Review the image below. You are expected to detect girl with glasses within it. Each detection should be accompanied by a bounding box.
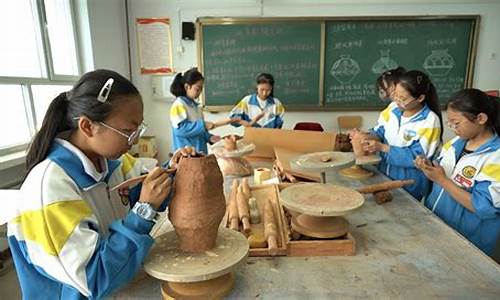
[360,70,443,200]
[415,89,500,256]
[169,68,235,154]
[8,69,176,299]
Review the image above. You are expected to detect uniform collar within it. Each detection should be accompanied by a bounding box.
[249,93,275,108]
[180,96,199,107]
[48,138,120,190]
[393,104,430,123]
[452,133,500,158]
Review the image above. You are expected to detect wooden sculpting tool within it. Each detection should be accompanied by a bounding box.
[228,180,240,231]
[236,185,251,233]
[263,199,278,256]
[110,168,176,191]
[241,177,251,199]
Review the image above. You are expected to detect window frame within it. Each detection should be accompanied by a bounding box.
[0,0,82,157]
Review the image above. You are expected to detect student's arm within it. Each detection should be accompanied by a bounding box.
[229,99,251,127]
[267,100,285,129]
[16,175,163,299]
[173,119,208,138]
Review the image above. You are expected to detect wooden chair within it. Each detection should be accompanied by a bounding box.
[337,116,362,133]
[293,122,324,132]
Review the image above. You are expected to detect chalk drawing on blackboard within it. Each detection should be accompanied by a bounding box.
[371,49,399,74]
[423,49,455,76]
[330,55,361,84]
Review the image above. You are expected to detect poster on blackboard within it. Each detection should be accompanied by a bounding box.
[136,18,174,74]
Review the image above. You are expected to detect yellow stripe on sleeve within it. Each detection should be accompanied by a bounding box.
[418,128,441,143]
[481,163,500,181]
[12,200,92,256]
[170,103,187,118]
[381,106,391,122]
[235,100,248,111]
[121,152,136,176]
[443,139,454,151]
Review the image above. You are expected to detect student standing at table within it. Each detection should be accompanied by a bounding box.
[415,89,500,256]
[361,70,443,200]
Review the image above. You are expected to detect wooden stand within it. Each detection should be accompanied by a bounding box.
[161,273,234,300]
[340,165,373,179]
[291,214,348,238]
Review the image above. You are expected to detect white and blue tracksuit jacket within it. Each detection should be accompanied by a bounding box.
[425,135,500,255]
[7,139,170,299]
[229,94,285,129]
[170,96,212,154]
[370,102,442,200]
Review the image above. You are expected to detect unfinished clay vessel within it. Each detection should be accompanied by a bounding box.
[168,154,226,252]
[223,135,238,151]
[351,132,380,165]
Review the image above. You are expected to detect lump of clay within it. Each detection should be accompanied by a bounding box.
[168,154,226,252]
[223,135,238,151]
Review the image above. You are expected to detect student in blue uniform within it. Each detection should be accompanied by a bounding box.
[362,70,443,200]
[169,68,234,153]
[7,69,190,299]
[229,73,285,128]
[415,89,500,256]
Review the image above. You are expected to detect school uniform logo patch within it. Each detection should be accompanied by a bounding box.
[462,166,477,179]
[403,129,417,141]
[454,173,473,188]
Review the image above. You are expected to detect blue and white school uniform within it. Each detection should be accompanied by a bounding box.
[229,94,285,128]
[370,102,442,200]
[425,135,500,255]
[7,138,170,299]
[170,96,212,154]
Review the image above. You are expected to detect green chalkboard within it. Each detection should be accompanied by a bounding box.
[199,21,322,108]
[324,19,477,109]
[197,17,478,111]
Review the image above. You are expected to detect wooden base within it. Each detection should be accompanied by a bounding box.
[339,165,373,179]
[287,232,356,256]
[161,273,235,300]
[292,214,348,238]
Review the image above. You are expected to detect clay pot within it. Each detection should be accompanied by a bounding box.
[168,154,226,252]
[351,132,368,158]
[223,135,238,151]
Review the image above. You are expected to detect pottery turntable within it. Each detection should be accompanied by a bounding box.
[210,135,256,177]
[283,151,365,239]
[340,132,381,179]
[143,154,249,299]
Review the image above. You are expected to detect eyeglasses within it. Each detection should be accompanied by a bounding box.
[392,93,417,105]
[99,121,148,145]
[446,120,465,130]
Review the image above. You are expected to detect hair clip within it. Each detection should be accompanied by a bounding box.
[97,78,114,103]
[416,75,423,85]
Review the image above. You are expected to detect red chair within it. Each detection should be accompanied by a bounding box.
[293,122,324,132]
[485,90,499,97]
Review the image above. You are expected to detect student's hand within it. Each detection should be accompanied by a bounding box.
[363,139,389,153]
[414,155,432,171]
[139,167,172,210]
[205,121,215,130]
[348,128,362,139]
[170,146,199,168]
[418,160,447,184]
[210,135,221,144]
[251,111,265,125]
[236,119,252,127]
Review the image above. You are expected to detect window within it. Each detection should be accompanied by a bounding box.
[0,0,80,156]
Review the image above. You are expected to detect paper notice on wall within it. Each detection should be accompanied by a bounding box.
[136,18,174,74]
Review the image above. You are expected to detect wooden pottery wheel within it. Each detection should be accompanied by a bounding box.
[290,151,354,183]
[280,183,364,238]
[144,227,249,299]
[210,140,256,177]
[340,155,381,179]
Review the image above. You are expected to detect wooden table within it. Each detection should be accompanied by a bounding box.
[114,165,500,299]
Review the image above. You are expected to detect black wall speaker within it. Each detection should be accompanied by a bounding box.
[182,22,195,40]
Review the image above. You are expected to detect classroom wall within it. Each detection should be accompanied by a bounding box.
[127,0,500,162]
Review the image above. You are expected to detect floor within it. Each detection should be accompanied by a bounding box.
[0,259,21,300]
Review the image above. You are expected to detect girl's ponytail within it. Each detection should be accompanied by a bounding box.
[170,73,185,97]
[26,92,71,173]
